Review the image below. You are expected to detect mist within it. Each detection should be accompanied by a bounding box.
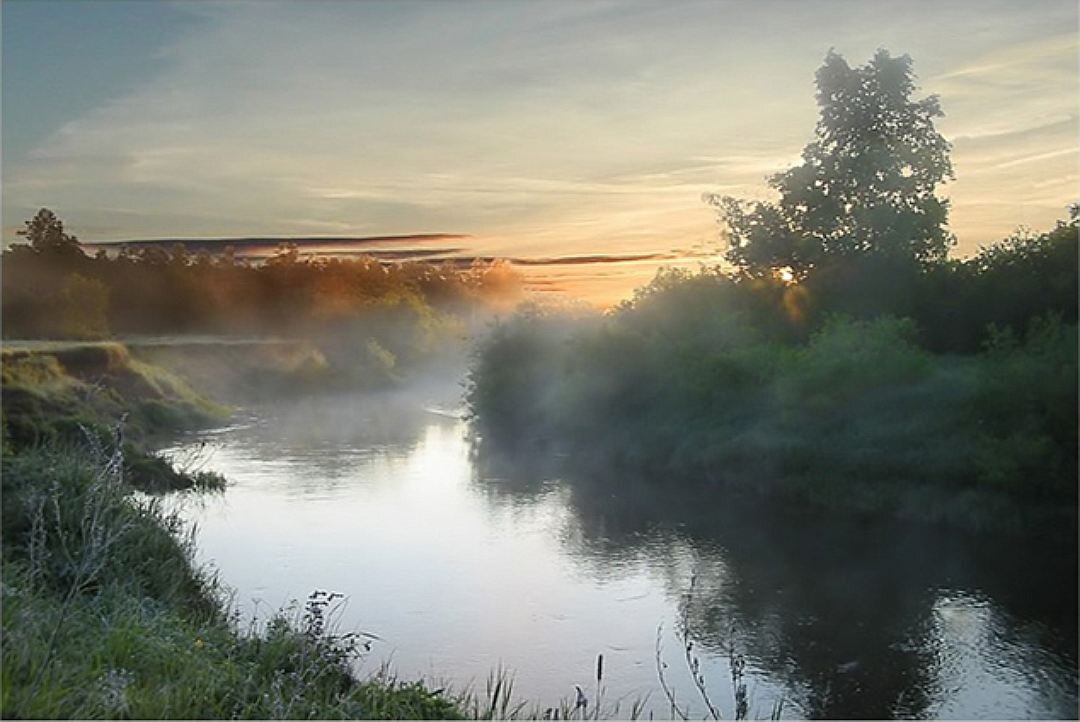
[2,18,1076,721]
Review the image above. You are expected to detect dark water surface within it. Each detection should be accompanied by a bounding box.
[164,393,1078,719]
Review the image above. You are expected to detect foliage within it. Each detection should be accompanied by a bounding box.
[19,208,84,256]
[50,274,111,340]
[1,344,229,492]
[466,305,587,447]
[784,315,930,397]
[707,50,953,278]
[3,210,522,380]
[467,265,1077,533]
[0,440,464,719]
[972,316,1078,498]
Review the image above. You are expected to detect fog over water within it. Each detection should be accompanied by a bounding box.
[162,389,1078,720]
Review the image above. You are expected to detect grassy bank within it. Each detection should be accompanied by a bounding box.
[467,283,1078,537]
[1,343,470,718]
[2,342,229,491]
[0,441,621,720]
[1,441,464,719]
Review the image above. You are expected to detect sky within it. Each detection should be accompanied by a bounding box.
[3,0,1077,304]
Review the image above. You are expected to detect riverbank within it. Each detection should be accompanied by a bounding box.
[1,442,465,718]
[467,300,1078,538]
[159,394,1079,719]
[5,330,1076,718]
[2,342,231,490]
[0,344,466,718]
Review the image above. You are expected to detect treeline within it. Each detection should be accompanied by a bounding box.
[467,220,1078,533]
[2,209,521,341]
[0,216,477,718]
[803,220,1078,353]
[607,217,1077,355]
[467,50,1078,534]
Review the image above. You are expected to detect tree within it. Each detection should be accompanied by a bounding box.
[18,208,85,256]
[51,273,110,339]
[707,50,954,279]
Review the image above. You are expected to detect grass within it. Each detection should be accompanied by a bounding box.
[0,340,665,720]
[131,338,335,403]
[1,435,470,719]
[1,436,660,719]
[2,564,468,718]
[0,345,446,718]
[0,354,652,721]
[2,343,230,492]
[2,343,229,432]
[0,344,471,718]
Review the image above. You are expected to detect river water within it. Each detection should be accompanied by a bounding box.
[163,392,1077,719]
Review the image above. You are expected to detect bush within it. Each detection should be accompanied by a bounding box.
[782,316,931,401]
[972,315,1078,498]
[467,267,1078,534]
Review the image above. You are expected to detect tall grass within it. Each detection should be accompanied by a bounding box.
[2,430,666,719]
[2,344,231,491]
[653,574,783,722]
[0,432,468,719]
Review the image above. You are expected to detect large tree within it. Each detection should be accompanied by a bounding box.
[708,50,954,279]
[19,208,85,256]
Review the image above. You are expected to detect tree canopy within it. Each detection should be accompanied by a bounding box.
[18,208,85,256]
[2,210,522,341]
[708,49,954,278]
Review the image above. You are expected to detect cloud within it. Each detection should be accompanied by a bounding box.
[930,33,1078,83]
[81,233,470,259]
[922,30,1078,250]
[991,147,1078,171]
[510,252,678,266]
[0,1,835,250]
[3,0,1076,299]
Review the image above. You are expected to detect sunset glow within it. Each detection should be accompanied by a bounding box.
[3,0,1076,304]
[2,3,1077,718]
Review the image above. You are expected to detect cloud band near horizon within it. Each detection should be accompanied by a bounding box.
[3,0,1076,302]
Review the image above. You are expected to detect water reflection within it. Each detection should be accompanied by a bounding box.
[475,441,1078,719]
[168,399,1077,720]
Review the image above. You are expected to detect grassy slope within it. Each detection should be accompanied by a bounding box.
[129,338,334,402]
[1,445,463,719]
[1,343,228,441]
[1,343,466,719]
[2,343,229,491]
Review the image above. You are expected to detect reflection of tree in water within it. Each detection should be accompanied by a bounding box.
[472,442,1078,719]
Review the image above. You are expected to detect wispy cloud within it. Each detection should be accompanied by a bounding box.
[82,233,470,255]
[3,0,1076,300]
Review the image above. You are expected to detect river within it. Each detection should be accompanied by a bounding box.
[162,391,1078,719]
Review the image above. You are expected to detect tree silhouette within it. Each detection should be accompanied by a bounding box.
[19,208,84,256]
[707,50,953,279]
